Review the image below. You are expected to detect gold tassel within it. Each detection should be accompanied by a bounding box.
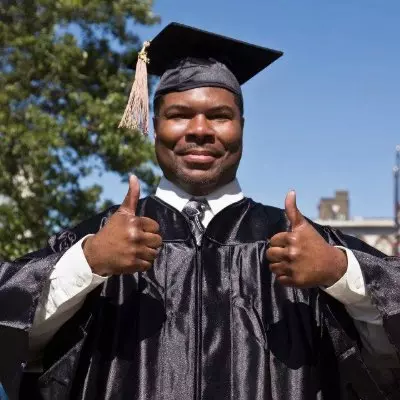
[118,41,151,135]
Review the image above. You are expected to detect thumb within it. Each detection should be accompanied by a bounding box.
[285,190,305,229]
[120,175,140,214]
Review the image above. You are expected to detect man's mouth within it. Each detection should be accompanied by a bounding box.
[181,150,218,164]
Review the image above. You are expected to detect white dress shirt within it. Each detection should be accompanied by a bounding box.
[28,177,397,370]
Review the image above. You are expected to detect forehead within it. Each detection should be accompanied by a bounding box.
[159,87,238,107]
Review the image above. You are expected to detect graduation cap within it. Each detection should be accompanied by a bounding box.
[119,23,283,134]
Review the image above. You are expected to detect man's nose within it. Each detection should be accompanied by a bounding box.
[186,114,215,140]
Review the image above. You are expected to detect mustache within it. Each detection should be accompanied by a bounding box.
[175,145,223,157]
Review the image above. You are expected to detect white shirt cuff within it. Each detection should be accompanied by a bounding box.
[44,235,107,312]
[323,246,383,326]
[52,234,106,281]
[323,246,367,305]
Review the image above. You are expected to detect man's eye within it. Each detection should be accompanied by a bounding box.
[167,113,189,120]
[209,114,231,121]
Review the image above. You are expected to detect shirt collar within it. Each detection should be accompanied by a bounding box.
[155,177,244,216]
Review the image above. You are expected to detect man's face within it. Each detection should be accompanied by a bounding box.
[153,87,244,196]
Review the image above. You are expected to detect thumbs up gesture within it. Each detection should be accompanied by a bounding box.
[83,175,162,276]
[266,191,348,288]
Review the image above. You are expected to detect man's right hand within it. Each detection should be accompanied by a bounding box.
[83,175,162,276]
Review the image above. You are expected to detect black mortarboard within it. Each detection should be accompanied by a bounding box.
[119,23,283,134]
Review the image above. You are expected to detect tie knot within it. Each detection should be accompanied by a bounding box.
[182,199,208,219]
[182,199,208,246]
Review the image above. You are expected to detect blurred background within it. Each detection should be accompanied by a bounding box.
[0,0,399,259]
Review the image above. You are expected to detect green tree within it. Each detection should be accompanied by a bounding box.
[0,0,160,259]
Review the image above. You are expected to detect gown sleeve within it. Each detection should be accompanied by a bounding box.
[320,224,400,353]
[0,206,118,399]
[0,251,63,399]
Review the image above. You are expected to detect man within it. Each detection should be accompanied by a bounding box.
[1,23,400,400]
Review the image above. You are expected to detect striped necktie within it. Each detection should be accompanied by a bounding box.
[182,199,208,246]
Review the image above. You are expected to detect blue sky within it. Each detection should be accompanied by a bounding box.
[99,0,400,219]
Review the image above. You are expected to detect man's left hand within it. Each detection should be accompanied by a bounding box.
[266,191,348,288]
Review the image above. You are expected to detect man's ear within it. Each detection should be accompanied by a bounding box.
[152,116,158,138]
[241,117,245,130]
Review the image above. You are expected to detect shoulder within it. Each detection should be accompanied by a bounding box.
[247,198,287,225]
[217,198,290,241]
[47,204,120,253]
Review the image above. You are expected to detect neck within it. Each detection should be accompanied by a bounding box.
[166,176,236,197]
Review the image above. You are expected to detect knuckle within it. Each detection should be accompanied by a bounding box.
[268,262,277,272]
[131,216,142,228]
[146,250,157,261]
[288,247,299,260]
[129,228,142,243]
[270,233,282,245]
[152,221,160,232]
[148,234,162,248]
[277,275,286,284]
[271,247,280,256]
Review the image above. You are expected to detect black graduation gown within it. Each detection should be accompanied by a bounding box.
[1,196,400,400]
